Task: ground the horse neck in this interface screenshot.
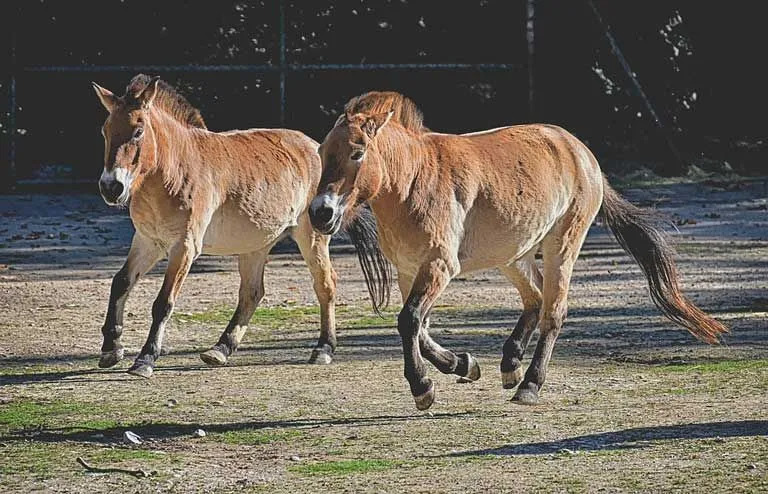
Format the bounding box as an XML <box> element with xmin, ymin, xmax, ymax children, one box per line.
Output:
<box><xmin>149</xmin><ymin>109</ymin><xmax>203</xmax><ymax>189</ymax></box>
<box><xmin>374</xmin><ymin>126</ymin><xmax>427</xmax><ymax>201</ymax></box>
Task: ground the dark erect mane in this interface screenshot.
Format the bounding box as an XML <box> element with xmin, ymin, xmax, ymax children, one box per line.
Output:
<box><xmin>124</xmin><ymin>74</ymin><xmax>207</xmax><ymax>129</ymax></box>
<box><xmin>344</xmin><ymin>91</ymin><xmax>425</xmax><ymax>133</ymax></box>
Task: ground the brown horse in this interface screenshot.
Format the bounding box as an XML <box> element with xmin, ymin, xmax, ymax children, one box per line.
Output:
<box><xmin>93</xmin><ymin>74</ymin><xmax>338</xmax><ymax>378</ymax></box>
<box><xmin>309</xmin><ymin>91</ymin><xmax>727</xmax><ymax>410</ymax></box>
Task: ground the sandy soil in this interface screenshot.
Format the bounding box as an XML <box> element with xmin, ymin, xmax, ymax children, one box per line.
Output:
<box><xmin>0</xmin><ymin>179</ymin><xmax>766</xmax><ymax>493</ymax></box>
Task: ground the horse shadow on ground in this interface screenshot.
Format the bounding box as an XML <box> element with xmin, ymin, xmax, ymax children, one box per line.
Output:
<box><xmin>0</xmin><ymin>411</ymin><xmax>475</xmax><ymax>445</ymax></box>
<box><xmin>448</xmin><ymin>420</ymin><xmax>768</xmax><ymax>456</ymax></box>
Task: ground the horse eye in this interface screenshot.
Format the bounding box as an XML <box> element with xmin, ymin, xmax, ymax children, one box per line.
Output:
<box><xmin>132</xmin><ymin>127</ymin><xmax>144</xmax><ymax>140</ymax></box>
<box><xmin>350</xmin><ymin>150</ymin><xmax>364</xmax><ymax>162</ymax></box>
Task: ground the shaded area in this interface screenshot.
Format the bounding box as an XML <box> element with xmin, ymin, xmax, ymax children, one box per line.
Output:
<box><xmin>0</xmin><ymin>411</ymin><xmax>475</xmax><ymax>445</ymax></box>
<box><xmin>450</xmin><ymin>420</ymin><xmax>768</xmax><ymax>456</ymax></box>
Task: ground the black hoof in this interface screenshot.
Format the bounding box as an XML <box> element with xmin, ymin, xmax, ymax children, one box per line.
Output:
<box><xmin>501</xmin><ymin>366</ymin><xmax>524</xmax><ymax>390</ymax></box>
<box><xmin>413</xmin><ymin>380</ymin><xmax>436</xmax><ymax>411</ymax></box>
<box><xmin>308</xmin><ymin>345</ymin><xmax>333</xmax><ymax>365</ymax></box>
<box><xmin>127</xmin><ymin>361</ymin><xmax>154</xmax><ymax>379</ymax></box>
<box><xmin>98</xmin><ymin>348</ymin><xmax>124</xmax><ymax>368</ymax></box>
<box><xmin>200</xmin><ymin>348</ymin><xmax>228</xmax><ymax>366</ymax></box>
<box><xmin>511</xmin><ymin>383</ymin><xmax>539</xmax><ymax>405</ymax></box>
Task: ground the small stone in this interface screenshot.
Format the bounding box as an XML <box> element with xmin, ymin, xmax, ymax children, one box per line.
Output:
<box><xmin>290</xmin><ymin>455</ymin><xmax>301</xmax><ymax>462</ymax></box>
<box><xmin>748</xmin><ymin>464</ymin><xmax>757</xmax><ymax>470</ymax></box>
<box><xmin>427</xmin><ymin>411</ymin><xmax>434</xmax><ymax>417</ymax></box>
<box><xmin>211</xmin><ymin>400</ymin><xmax>224</xmax><ymax>406</ymax></box>
<box><xmin>123</xmin><ymin>431</ymin><xmax>142</xmax><ymax>445</ymax></box>
<box><xmin>193</xmin><ymin>429</ymin><xmax>206</xmax><ymax>438</ymax></box>
<box><xmin>456</xmin><ymin>376</ymin><xmax>473</xmax><ymax>384</ymax></box>
<box><xmin>166</xmin><ymin>399</ymin><xmax>178</xmax><ymax>408</ymax></box>
<box><xmin>559</xmin><ymin>448</ymin><xmax>576</xmax><ymax>455</ymax></box>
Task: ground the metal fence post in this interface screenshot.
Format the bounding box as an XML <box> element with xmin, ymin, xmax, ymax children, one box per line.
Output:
<box><xmin>279</xmin><ymin>0</ymin><xmax>286</xmax><ymax>127</ymax></box>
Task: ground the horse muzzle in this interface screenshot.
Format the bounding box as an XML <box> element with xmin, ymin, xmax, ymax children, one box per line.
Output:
<box><xmin>309</xmin><ymin>193</ymin><xmax>344</xmax><ymax>235</ymax></box>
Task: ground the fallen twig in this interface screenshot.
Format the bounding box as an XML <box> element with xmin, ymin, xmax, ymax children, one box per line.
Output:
<box><xmin>76</xmin><ymin>456</ymin><xmax>155</xmax><ymax>478</ymax></box>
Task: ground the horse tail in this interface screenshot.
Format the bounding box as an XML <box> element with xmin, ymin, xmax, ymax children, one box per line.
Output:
<box><xmin>600</xmin><ymin>178</ymin><xmax>727</xmax><ymax>343</ymax></box>
<box><xmin>346</xmin><ymin>206</ymin><xmax>392</xmax><ymax>315</ymax></box>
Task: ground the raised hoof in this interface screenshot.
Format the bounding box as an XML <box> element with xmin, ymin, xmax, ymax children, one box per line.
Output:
<box><xmin>308</xmin><ymin>347</ymin><xmax>333</xmax><ymax>365</ymax></box>
<box><xmin>200</xmin><ymin>348</ymin><xmax>228</xmax><ymax>367</ymax></box>
<box><xmin>98</xmin><ymin>348</ymin><xmax>124</xmax><ymax>368</ymax></box>
<box><xmin>127</xmin><ymin>362</ymin><xmax>154</xmax><ymax>379</ymax></box>
<box><xmin>511</xmin><ymin>384</ymin><xmax>539</xmax><ymax>406</ymax></box>
<box><xmin>413</xmin><ymin>381</ymin><xmax>436</xmax><ymax>411</ymax></box>
<box><xmin>501</xmin><ymin>366</ymin><xmax>524</xmax><ymax>390</ymax></box>
<box><xmin>456</xmin><ymin>353</ymin><xmax>481</xmax><ymax>383</ymax></box>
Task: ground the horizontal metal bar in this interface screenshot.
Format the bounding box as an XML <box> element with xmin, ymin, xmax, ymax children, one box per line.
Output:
<box><xmin>21</xmin><ymin>62</ymin><xmax>523</xmax><ymax>73</ymax></box>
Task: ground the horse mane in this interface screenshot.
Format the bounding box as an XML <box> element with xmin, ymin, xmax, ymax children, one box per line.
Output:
<box><xmin>124</xmin><ymin>74</ymin><xmax>207</xmax><ymax>130</ymax></box>
<box><xmin>343</xmin><ymin>91</ymin><xmax>425</xmax><ymax>133</ymax></box>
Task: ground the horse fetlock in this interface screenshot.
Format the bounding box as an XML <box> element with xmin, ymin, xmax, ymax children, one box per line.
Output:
<box><xmin>98</xmin><ymin>347</ymin><xmax>125</xmax><ymax>368</ymax></box>
<box><xmin>501</xmin><ymin>366</ymin><xmax>525</xmax><ymax>390</ymax></box>
<box><xmin>413</xmin><ymin>379</ymin><xmax>436</xmax><ymax>411</ymax></box>
<box><xmin>200</xmin><ymin>348</ymin><xmax>228</xmax><ymax>367</ymax></box>
<box><xmin>511</xmin><ymin>382</ymin><xmax>540</xmax><ymax>405</ymax></box>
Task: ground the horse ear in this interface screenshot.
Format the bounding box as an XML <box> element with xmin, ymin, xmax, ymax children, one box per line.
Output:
<box><xmin>363</xmin><ymin>110</ymin><xmax>394</xmax><ymax>138</ymax></box>
<box><xmin>92</xmin><ymin>82</ymin><xmax>118</xmax><ymax>113</ymax></box>
<box><xmin>136</xmin><ymin>76</ymin><xmax>161</xmax><ymax>109</ymax></box>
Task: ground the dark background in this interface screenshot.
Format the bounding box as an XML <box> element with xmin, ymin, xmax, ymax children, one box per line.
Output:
<box><xmin>1</xmin><ymin>0</ymin><xmax>765</xmax><ymax>188</ymax></box>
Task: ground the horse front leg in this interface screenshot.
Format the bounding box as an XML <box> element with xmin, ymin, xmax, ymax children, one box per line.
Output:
<box><xmin>99</xmin><ymin>233</ymin><xmax>162</xmax><ymax>368</ymax></box>
<box><xmin>399</xmin><ymin>258</ymin><xmax>455</xmax><ymax>410</ymax></box>
<box><xmin>127</xmin><ymin>234</ymin><xmax>199</xmax><ymax>378</ymax></box>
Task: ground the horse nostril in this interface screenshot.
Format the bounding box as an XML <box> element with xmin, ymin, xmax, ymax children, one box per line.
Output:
<box><xmin>99</xmin><ymin>179</ymin><xmax>124</xmax><ymax>201</ymax></box>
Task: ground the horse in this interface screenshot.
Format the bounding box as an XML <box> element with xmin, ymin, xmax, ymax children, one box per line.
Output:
<box><xmin>308</xmin><ymin>91</ymin><xmax>728</xmax><ymax>410</ymax></box>
<box><xmin>92</xmin><ymin>74</ymin><xmax>339</xmax><ymax>378</ymax></box>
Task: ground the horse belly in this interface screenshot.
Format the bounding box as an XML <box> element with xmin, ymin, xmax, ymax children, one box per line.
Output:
<box><xmin>201</xmin><ymin>202</ymin><xmax>294</xmax><ymax>255</ymax></box>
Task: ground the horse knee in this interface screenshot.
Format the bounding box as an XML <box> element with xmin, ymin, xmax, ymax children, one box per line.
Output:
<box><xmin>397</xmin><ymin>304</ymin><xmax>420</xmax><ymax>338</ymax></box>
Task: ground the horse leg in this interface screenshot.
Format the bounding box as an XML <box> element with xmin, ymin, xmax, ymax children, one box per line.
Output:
<box><xmin>127</xmin><ymin>234</ymin><xmax>198</xmax><ymax>378</ymax></box>
<box><xmin>200</xmin><ymin>250</ymin><xmax>267</xmax><ymax>366</ymax></box>
<box><xmin>99</xmin><ymin>233</ymin><xmax>162</xmax><ymax>368</ymax></box>
<box><xmin>399</xmin><ymin>259</ymin><xmax>459</xmax><ymax>410</ymax></box>
<box><xmin>499</xmin><ymin>253</ymin><xmax>543</xmax><ymax>389</ymax></box>
<box><xmin>512</xmin><ymin>211</ymin><xmax>593</xmax><ymax>405</ymax></box>
<box><xmin>293</xmin><ymin>216</ymin><xmax>337</xmax><ymax>364</ymax></box>
<box><xmin>398</xmin><ymin>272</ymin><xmax>480</xmax><ymax>381</ymax></box>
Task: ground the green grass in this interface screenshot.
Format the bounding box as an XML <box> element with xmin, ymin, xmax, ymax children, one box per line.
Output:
<box><xmin>0</xmin><ymin>400</ymin><xmax>115</xmax><ymax>434</ymax></box>
<box><xmin>655</xmin><ymin>359</ymin><xmax>768</xmax><ymax>373</ymax></box>
<box><xmin>88</xmin><ymin>448</ymin><xmax>167</xmax><ymax>462</ymax></box>
<box><xmin>289</xmin><ymin>459</ymin><xmax>403</xmax><ymax>476</ymax></box>
<box><xmin>209</xmin><ymin>428</ymin><xmax>303</xmax><ymax>445</ymax></box>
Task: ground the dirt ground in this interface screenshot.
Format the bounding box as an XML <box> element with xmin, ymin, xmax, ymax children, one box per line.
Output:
<box><xmin>0</xmin><ymin>179</ymin><xmax>766</xmax><ymax>493</ymax></box>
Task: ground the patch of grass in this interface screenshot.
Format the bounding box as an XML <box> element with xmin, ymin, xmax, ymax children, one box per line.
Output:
<box><xmin>209</xmin><ymin>428</ymin><xmax>303</xmax><ymax>445</ymax></box>
<box><xmin>0</xmin><ymin>400</ymin><xmax>112</xmax><ymax>434</ymax></box>
<box><xmin>289</xmin><ymin>459</ymin><xmax>402</xmax><ymax>476</ymax></box>
<box><xmin>655</xmin><ymin>359</ymin><xmax>768</xmax><ymax>373</ymax></box>
<box><xmin>0</xmin><ymin>444</ymin><xmax>59</xmax><ymax>479</ymax></box>
<box><xmin>88</xmin><ymin>448</ymin><xmax>167</xmax><ymax>462</ymax></box>
<box><xmin>174</xmin><ymin>305</ymin><xmax>322</xmax><ymax>328</ymax></box>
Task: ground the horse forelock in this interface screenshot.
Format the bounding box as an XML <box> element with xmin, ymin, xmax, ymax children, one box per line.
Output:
<box><xmin>124</xmin><ymin>74</ymin><xmax>207</xmax><ymax>130</ymax></box>
<box><xmin>342</xmin><ymin>91</ymin><xmax>425</xmax><ymax>133</ymax></box>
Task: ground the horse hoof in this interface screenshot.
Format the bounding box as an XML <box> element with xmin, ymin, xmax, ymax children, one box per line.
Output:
<box><xmin>308</xmin><ymin>347</ymin><xmax>333</xmax><ymax>365</ymax></box>
<box><xmin>413</xmin><ymin>381</ymin><xmax>436</xmax><ymax>411</ymax></box>
<box><xmin>98</xmin><ymin>348</ymin><xmax>124</xmax><ymax>368</ymax></box>
<box><xmin>200</xmin><ymin>348</ymin><xmax>228</xmax><ymax>367</ymax></box>
<box><xmin>501</xmin><ymin>366</ymin><xmax>524</xmax><ymax>389</ymax></box>
<box><xmin>511</xmin><ymin>384</ymin><xmax>539</xmax><ymax>406</ymax></box>
<box><xmin>456</xmin><ymin>353</ymin><xmax>481</xmax><ymax>383</ymax></box>
<box><xmin>127</xmin><ymin>362</ymin><xmax>154</xmax><ymax>379</ymax></box>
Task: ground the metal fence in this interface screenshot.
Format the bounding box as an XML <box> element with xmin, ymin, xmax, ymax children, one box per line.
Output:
<box><xmin>2</xmin><ymin>0</ymin><xmax>534</xmax><ymax>189</ymax></box>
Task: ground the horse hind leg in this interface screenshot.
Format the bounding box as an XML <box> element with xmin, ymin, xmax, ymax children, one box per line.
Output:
<box><xmin>499</xmin><ymin>253</ymin><xmax>543</xmax><ymax>389</ymax></box>
<box><xmin>292</xmin><ymin>216</ymin><xmax>337</xmax><ymax>364</ymax></box>
<box><xmin>512</xmin><ymin>209</ymin><xmax>595</xmax><ymax>405</ymax></box>
<box><xmin>200</xmin><ymin>250</ymin><xmax>267</xmax><ymax>366</ymax></box>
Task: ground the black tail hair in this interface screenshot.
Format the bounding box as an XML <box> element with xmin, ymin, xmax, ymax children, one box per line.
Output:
<box><xmin>601</xmin><ymin>178</ymin><xmax>727</xmax><ymax>343</ymax></box>
<box><xmin>346</xmin><ymin>206</ymin><xmax>392</xmax><ymax>315</ymax></box>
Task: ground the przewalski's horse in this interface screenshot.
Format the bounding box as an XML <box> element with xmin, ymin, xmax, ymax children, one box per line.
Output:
<box><xmin>93</xmin><ymin>74</ymin><xmax>338</xmax><ymax>378</ymax></box>
<box><xmin>308</xmin><ymin>91</ymin><xmax>727</xmax><ymax>410</ymax></box>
